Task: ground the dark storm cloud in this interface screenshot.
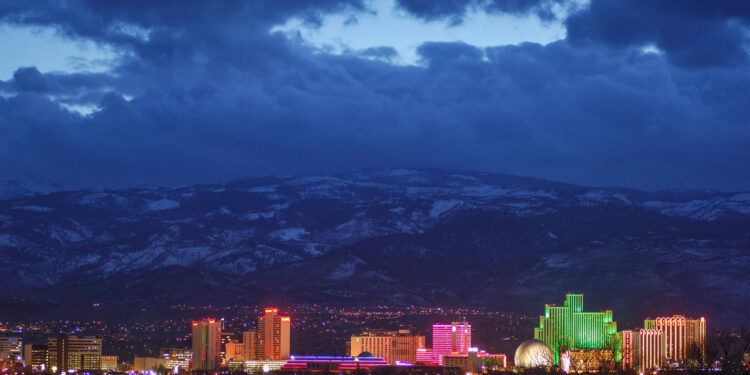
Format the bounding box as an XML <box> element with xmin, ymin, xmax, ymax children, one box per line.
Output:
<box><xmin>566</xmin><ymin>0</ymin><xmax>750</xmax><ymax>67</ymax></box>
<box><xmin>0</xmin><ymin>0</ymin><xmax>749</xmax><ymax>190</ymax></box>
<box><xmin>395</xmin><ymin>0</ymin><xmax>569</xmax><ymax>24</ymax></box>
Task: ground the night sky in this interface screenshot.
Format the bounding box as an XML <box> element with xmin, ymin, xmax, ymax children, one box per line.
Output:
<box><xmin>1</xmin><ymin>0</ymin><xmax>749</xmax><ymax>190</ymax></box>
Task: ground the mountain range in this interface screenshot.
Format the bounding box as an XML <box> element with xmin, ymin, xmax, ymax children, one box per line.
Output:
<box><xmin>1</xmin><ymin>168</ymin><xmax>748</xmax><ymax>326</ymax></box>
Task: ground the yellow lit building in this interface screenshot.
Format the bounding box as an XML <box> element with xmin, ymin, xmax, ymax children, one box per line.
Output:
<box><xmin>257</xmin><ymin>308</ymin><xmax>290</xmax><ymax>360</ymax></box>
<box><xmin>225</xmin><ymin>341</ymin><xmax>244</xmax><ymax>361</ymax></box>
<box><xmin>350</xmin><ymin>329</ymin><xmax>425</xmax><ymax>364</ymax></box>
<box><xmin>159</xmin><ymin>348</ymin><xmax>192</xmax><ymax>370</ymax></box>
<box><xmin>644</xmin><ymin>315</ymin><xmax>705</xmax><ymax>363</ymax></box>
<box><xmin>101</xmin><ymin>355</ymin><xmax>118</xmax><ymax>371</ymax></box>
<box><xmin>47</xmin><ymin>335</ymin><xmax>102</xmax><ymax>371</ymax></box>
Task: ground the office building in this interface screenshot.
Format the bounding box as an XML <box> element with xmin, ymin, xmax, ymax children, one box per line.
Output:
<box><xmin>23</xmin><ymin>344</ymin><xmax>47</xmax><ymax>369</ymax></box>
<box><xmin>47</xmin><ymin>335</ymin><xmax>102</xmax><ymax>371</ymax></box>
<box><xmin>638</xmin><ymin>329</ymin><xmax>664</xmax><ymax>371</ymax></box>
<box><xmin>0</xmin><ymin>337</ymin><xmax>22</xmax><ymax>361</ymax></box>
<box><xmin>159</xmin><ymin>348</ymin><xmax>192</xmax><ymax>370</ymax></box>
<box><xmin>236</xmin><ymin>360</ymin><xmax>287</xmax><ymax>373</ymax></box>
<box><xmin>242</xmin><ymin>330</ymin><xmax>258</xmax><ymax>360</ymax></box>
<box><xmin>644</xmin><ymin>315</ymin><xmax>706</xmax><ymax>363</ymax></box>
<box><xmin>443</xmin><ymin>351</ymin><xmax>481</xmax><ymax>373</ymax></box>
<box><xmin>220</xmin><ymin>331</ymin><xmax>235</xmax><ymax>360</ymax></box>
<box><xmin>621</xmin><ymin>330</ymin><xmax>639</xmax><ymax>370</ymax></box>
<box><xmin>134</xmin><ymin>357</ymin><xmax>168</xmax><ymax>372</ymax></box>
<box><xmin>225</xmin><ymin>341</ymin><xmax>244</xmax><ymax>361</ymax></box>
<box><xmin>257</xmin><ymin>308</ymin><xmax>291</xmax><ymax>360</ymax></box>
<box><xmin>101</xmin><ymin>356</ymin><xmax>118</xmax><ymax>371</ymax></box>
<box><xmin>443</xmin><ymin>349</ymin><xmax>506</xmax><ymax>373</ymax></box>
<box><xmin>350</xmin><ymin>329</ymin><xmax>425</xmax><ymax>364</ymax></box>
<box><xmin>534</xmin><ymin>294</ymin><xmax>618</xmax><ymax>364</ymax></box>
<box><xmin>192</xmin><ymin>319</ymin><xmax>221</xmax><ymax>371</ymax></box>
<box><xmin>415</xmin><ymin>348</ymin><xmax>434</xmax><ymax>364</ymax></box>
<box><xmin>432</xmin><ymin>321</ymin><xmax>471</xmax><ymax>364</ymax></box>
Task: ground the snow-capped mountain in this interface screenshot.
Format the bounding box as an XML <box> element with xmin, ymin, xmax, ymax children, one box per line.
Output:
<box><xmin>0</xmin><ymin>168</ymin><xmax>748</xmax><ymax>325</ymax></box>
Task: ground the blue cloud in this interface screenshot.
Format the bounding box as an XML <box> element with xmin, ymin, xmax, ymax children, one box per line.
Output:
<box><xmin>0</xmin><ymin>0</ymin><xmax>748</xmax><ymax>191</ymax></box>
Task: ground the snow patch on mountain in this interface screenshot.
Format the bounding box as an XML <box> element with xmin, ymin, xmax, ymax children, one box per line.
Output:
<box><xmin>429</xmin><ymin>200</ymin><xmax>461</xmax><ymax>217</ymax></box>
<box><xmin>0</xmin><ymin>233</ymin><xmax>16</xmax><ymax>247</ymax></box>
<box><xmin>460</xmin><ymin>185</ymin><xmax>510</xmax><ymax>197</ymax></box>
<box><xmin>246</xmin><ymin>211</ymin><xmax>274</xmax><ymax>220</ymax></box>
<box><xmin>270</xmin><ymin>227</ymin><xmax>309</xmax><ymax>241</ymax></box>
<box><xmin>328</xmin><ymin>258</ymin><xmax>365</xmax><ymax>280</ymax></box>
<box><xmin>644</xmin><ymin>197</ymin><xmax>750</xmax><ymax>220</ymax></box>
<box><xmin>730</xmin><ymin>193</ymin><xmax>750</xmax><ymax>201</ymax></box>
<box><xmin>146</xmin><ymin>199</ymin><xmax>180</xmax><ymax>211</ymax></box>
<box><xmin>577</xmin><ymin>190</ymin><xmax>631</xmax><ymax>205</ymax></box>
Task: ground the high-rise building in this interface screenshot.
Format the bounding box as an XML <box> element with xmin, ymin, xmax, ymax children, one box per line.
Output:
<box><xmin>23</xmin><ymin>344</ymin><xmax>47</xmax><ymax>369</ymax></box>
<box><xmin>220</xmin><ymin>331</ymin><xmax>235</xmax><ymax>361</ymax></box>
<box><xmin>257</xmin><ymin>308</ymin><xmax>290</xmax><ymax>360</ymax></box>
<box><xmin>47</xmin><ymin>335</ymin><xmax>102</xmax><ymax>371</ymax></box>
<box><xmin>432</xmin><ymin>321</ymin><xmax>471</xmax><ymax>365</ymax></box>
<box><xmin>415</xmin><ymin>348</ymin><xmax>434</xmax><ymax>364</ymax></box>
<box><xmin>225</xmin><ymin>341</ymin><xmax>244</xmax><ymax>361</ymax></box>
<box><xmin>192</xmin><ymin>319</ymin><xmax>222</xmax><ymax>371</ymax></box>
<box><xmin>621</xmin><ymin>330</ymin><xmax>639</xmax><ymax>370</ymax></box>
<box><xmin>0</xmin><ymin>337</ymin><xmax>22</xmax><ymax>361</ymax></box>
<box><xmin>159</xmin><ymin>348</ymin><xmax>192</xmax><ymax>370</ymax></box>
<box><xmin>534</xmin><ymin>294</ymin><xmax>619</xmax><ymax>364</ymax></box>
<box><xmin>644</xmin><ymin>315</ymin><xmax>705</xmax><ymax>363</ymax></box>
<box><xmin>638</xmin><ymin>329</ymin><xmax>664</xmax><ymax>371</ymax></box>
<box><xmin>350</xmin><ymin>329</ymin><xmax>426</xmax><ymax>364</ymax></box>
<box><xmin>101</xmin><ymin>355</ymin><xmax>118</xmax><ymax>371</ymax></box>
<box><xmin>242</xmin><ymin>330</ymin><xmax>258</xmax><ymax>360</ymax></box>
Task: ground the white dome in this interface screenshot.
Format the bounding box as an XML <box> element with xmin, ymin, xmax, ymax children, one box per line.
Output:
<box><xmin>514</xmin><ymin>339</ymin><xmax>554</xmax><ymax>368</ymax></box>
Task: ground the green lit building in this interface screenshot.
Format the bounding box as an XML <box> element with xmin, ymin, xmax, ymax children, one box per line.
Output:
<box><xmin>533</xmin><ymin>294</ymin><xmax>619</xmax><ymax>364</ymax></box>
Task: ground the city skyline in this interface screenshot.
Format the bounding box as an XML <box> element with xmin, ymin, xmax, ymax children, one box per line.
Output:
<box><xmin>1</xmin><ymin>297</ymin><xmax>734</xmax><ymax>374</ymax></box>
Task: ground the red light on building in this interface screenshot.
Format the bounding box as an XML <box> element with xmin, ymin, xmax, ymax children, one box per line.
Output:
<box><xmin>192</xmin><ymin>322</ymin><xmax>198</xmax><ymax>326</ymax></box>
<box><xmin>208</xmin><ymin>319</ymin><xmax>215</xmax><ymax>324</ymax></box>
<box><xmin>281</xmin><ymin>317</ymin><xmax>290</xmax><ymax>322</ymax></box>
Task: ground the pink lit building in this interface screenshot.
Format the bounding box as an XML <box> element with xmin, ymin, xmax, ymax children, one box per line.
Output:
<box><xmin>431</xmin><ymin>321</ymin><xmax>471</xmax><ymax>365</ymax></box>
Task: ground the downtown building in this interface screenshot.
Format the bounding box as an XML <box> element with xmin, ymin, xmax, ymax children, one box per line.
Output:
<box><xmin>350</xmin><ymin>329</ymin><xmax>426</xmax><ymax>364</ymax></box>
<box><xmin>238</xmin><ymin>308</ymin><xmax>291</xmax><ymax>361</ymax></box>
<box><xmin>159</xmin><ymin>348</ymin><xmax>192</xmax><ymax>370</ymax></box>
<box><xmin>638</xmin><ymin>329</ymin><xmax>665</xmax><ymax>371</ymax></box>
<box><xmin>24</xmin><ymin>344</ymin><xmax>48</xmax><ymax>369</ymax></box>
<box><xmin>256</xmin><ymin>308</ymin><xmax>291</xmax><ymax>360</ymax></box>
<box><xmin>415</xmin><ymin>321</ymin><xmax>471</xmax><ymax>365</ymax></box>
<box><xmin>620</xmin><ymin>329</ymin><xmax>669</xmax><ymax>371</ymax></box>
<box><xmin>192</xmin><ymin>319</ymin><xmax>222</xmax><ymax>371</ymax></box>
<box><xmin>242</xmin><ymin>330</ymin><xmax>258</xmax><ymax>360</ymax></box>
<box><xmin>644</xmin><ymin>315</ymin><xmax>706</xmax><ymax>364</ymax></box>
<box><xmin>46</xmin><ymin>335</ymin><xmax>102</xmax><ymax>371</ymax></box>
<box><xmin>101</xmin><ymin>355</ymin><xmax>118</xmax><ymax>371</ymax></box>
<box><xmin>0</xmin><ymin>337</ymin><xmax>22</xmax><ymax>361</ymax></box>
<box><xmin>534</xmin><ymin>294</ymin><xmax>619</xmax><ymax>364</ymax></box>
